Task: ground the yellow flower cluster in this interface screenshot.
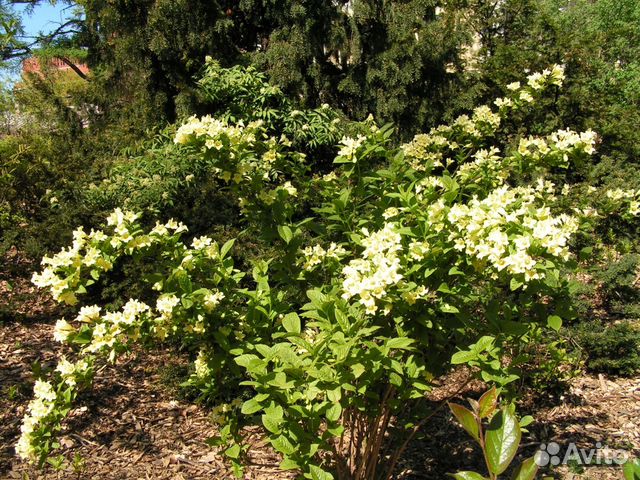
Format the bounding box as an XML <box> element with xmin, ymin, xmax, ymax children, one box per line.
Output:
<box><xmin>448</xmin><ymin>185</ymin><xmax>579</xmax><ymax>282</ymax></box>
<box><xmin>31</xmin><ymin>209</ymin><xmax>187</xmax><ymax>305</ymax></box>
<box><xmin>337</xmin><ymin>135</ymin><xmax>367</xmax><ymax>161</ymax></box>
<box><xmin>210</xmin><ymin>398</ymin><xmax>243</xmax><ymax>425</ymax></box>
<box><xmin>15</xmin><ymin>380</ymin><xmax>58</xmax><ymax>460</ymax></box>
<box><xmin>53</xmin><ymin>299</ymin><xmax>152</xmax><ymax>361</ymax></box>
<box><xmin>341</xmin><ymin>223</ymin><xmax>403</xmax><ymax>314</ymax></box>
<box><xmin>174</xmin><ymin>115</ymin><xmax>258</xmax><ymax>148</ymax></box>
<box><xmin>257</xmin><ymin>181</ymin><xmax>298</xmax><ymax>205</ymax></box>
<box><xmin>415</xmin><ymin>176</ymin><xmax>446</xmax><ymax>200</ymax></box>
<box><xmin>400</xmin><ymin>133</ymin><xmax>448</xmax><ymax>170</ymax></box>
<box><xmin>456</xmin><ymin>147</ymin><xmax>506</xmax><ymax>186</ymax></box>
<box><xmin>83</xmin><ymin>299</ymin><xmax>152</xmax><ymax>357</ymax></box>
<box><xmin>55</xmin><ymin>357</ymin><xmax>90</xmax><ymax>388</ymax></box>
<box><xmin>174</xmin><ymin>115</ymin><xmax>295</xmax><ymax>186</ymax></box>
<box><xmin>204</xmin><ymin>291</ymin><xmax>225</xmax><ymax>312</ymax></box>
<box><xmin>193</xmin><ymin>349</ymin><xmax>211</xmax><ymax>379</ymax></box>
<box><xmin>494</xmin><ymin>65</ymin><xmax>565</xmax><ymax>109</ymax></box>
<box><xmin>606</xmin><ymin>188</ymin><xmax>640</xmax><ymax>216</ymax></box>
<box><xmin>302</xmin><ymin>242</ymin><xmax>348</xmax><ymax>271</ymax></box>
<box><xmin>403</xmin><ymin>65</ymin><xmax>567</xmax><ymax>172</ymax></box>
<box><xmin>549</xmin><ymin>129</ymin><xmax>597</xmax><ymax>155</ymax></box>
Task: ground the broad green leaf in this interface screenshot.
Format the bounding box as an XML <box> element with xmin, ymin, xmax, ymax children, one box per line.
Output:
<box><xmin>451</xmin><ymin>350</ymin><xmax>477</xmax><ymax>364</ymax></box>
<box><xmin>386</xmin><ymin>337</ymin><xmax>415</xmax><ymax>350</ymax></box>
<box><xmin>623</xmin><ymin>459</ymin><xmax>640</xmax><ymax>480</ymax></box>
<box><xmin>327</xmin><ymin>387</ymin><xmax>341</xmax><ymax>403</ymax></box>
<box><xmin>440</xmin><ymin>303</ymin><xmax>459</xmax><ymax>313</ymax></box>
<box><xmin>241</xmin><ymin>398</ymin><xmax>263</xmax><ymax>415</ymax></box>
<box><xmin>390</xmin><ymin>372</ymin><xmax>404</xmax><ymax>386</ymax></box>
<box><xmin>309</xmin><ymin>465</ymin><xmax>334</xmax><ymax>480</ymax></box>
<box><xmin>220</xmin><ymin>238</ymin><xmax>235</xmax><ymax>258</ymax></box>
<box><xmin>334</xmin><ymin>308</ymin><xmax>350</xmax><ymax>332</ymax></box>
<box><xmin>280</xmin><ymin>458</ymin><xmax>300</xmax><ymax>470</ymax></box>
<box><xmin>224</xmin><ymin>444</ymin><xmax>241</xmax><ymax>459</ymax></box>
<box><xmin>510</xmin><ymin>278</ymin><xmax>523</xmax><ymax>291</ymax></box>
<box><xmin>474</xmin><ymin>336</ymin><xmax>495</xmax><ymax>352</ymax></box>
<box><xmin>277</xmin><ymin>225</ymin><xmax>293</xmax><ymax>244</ymax></box>
<box><xmin>449</xmin><ymin>472</ymin><xmax>488</xmax><ymax>480</ymax></box>
<box><xmin>271</xmin><ymin>435</ymin><xmax>296</xmax><ymax>455</ymax></box>
<box><xmin>351</xmin><ymin>363</ymin><xmax>365</xmax><ymax>379</ymax></box>
<box><xmin>485</xmin><ymin>407</ymin><xmax>522</xmax><ymax>475</ymax></box>
<box><xmin>511</xmin><ymin>456</ymin><xmax>538</xmax><ymax>480</ymax></box>
<box><xmin>448</xmin><ymin>403</ymin><xmax>480</xmax><ymax>442</ymax></box>
<box><xmin>448</xmin><ymin>266</ymin><xmax>464</xmax><ymax>276</ymax></box>
<box><xmin>519</xmin><ymin>416</ymin><xmax>534</xmax><ymax>428</ymax></box>
<box><xmin>325</xmin><ymin>403</ymin><xmax>342</xmax><ymax>422</ymax></box>
<box><xmin>261</xmin><ymin>414</ymin><xmax>282</xmax><ymax>434</ymax></box>
<box><xmin>282</xmin><ymin>312</ymin><xmax>301</xmax><ymax>334</ymax></box>
<box><xmin>547</xmin><ymin>315</ymin><xmax>562</xmax><ymax>331</ymax></box>
<box><xmin>478</xmin><ymin>387</ymin><xmax>498</xmax><ymax>418</ymax></box>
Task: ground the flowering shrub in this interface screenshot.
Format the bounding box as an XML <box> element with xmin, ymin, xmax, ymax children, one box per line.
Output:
<box><xmin>197</xmin><ymin>58</ymin><xmax>344</xmax><ymax>151</ymax></box>
<box><xmin>85</xmin><ymin>61</ymin><xmax>346</xmax><ymax>222</ymax></box>
<box><xmin>18</xmin><ymin>65</ymin><xmax>637</xmax><ymax>478</ymax></box>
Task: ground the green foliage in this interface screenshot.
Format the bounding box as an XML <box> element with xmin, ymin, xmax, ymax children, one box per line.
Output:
<box><xmin>448</xmin><ymin>388</ymin><xmax>537</xmax><ymax>480</ymax></box>
<box><xmin>85</xmin><ymin>62</ymin><xmax>348</xmax><ymax>232</ymax></box>
<box><xmin>592</xmin><ymin>253</ymin><xmax>640</xmax><ymax>317</ymax></box>
<box><xmin>3</xmin><ymin>1</ymin><xmax>640</xmax><ymax>476</ymax></box>
<box><xmin>454</xmin><ymin>0</ymin><xmax>640</xmax><ymax>186</ymax></box>
<box><xmin>18</xmin><ymin>66</ymin><xmax>624</xmax><ymax>480</ymax></box>
<box><xmin>197</xmin><ymin>59</ymin><xmax>344</xmax><ymax>153</ymax></box>
<box><xmin>252</xmin><ymin>0</ymin><xmax>466</xmax><ymax>135</ymax></box>
<box><xmin>571</xmin><ymin>320</ymin><xmax>640</xmax><ymax>376</ymax></box>
<box><xmin>624</xmin><ymin>459</ymin><xmax>640</xmax><ymax>480</ymax></box>
<box><xmin>0</xmin><ymin>67</ymin><xmax>149</xmax><ymax>264</ymax></box>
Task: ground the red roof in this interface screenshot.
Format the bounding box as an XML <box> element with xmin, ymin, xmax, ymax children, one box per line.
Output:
<box><xmin>22</xmin><ymin>57</ymin><xmax>89</xmax><ymax>76</ymax></box>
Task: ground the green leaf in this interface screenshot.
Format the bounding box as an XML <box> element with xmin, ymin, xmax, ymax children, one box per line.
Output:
<box><xmin>261</xmin><ymin>414</ymin><xmax>282</xmax><ymax>434</ymax></box>
<box><xmin>271</xmin><ymin>435</ymin><xmax>296</xmax><ymax>455</ymax></box>
<box><xmin>449</xmin><ymin>472</ymin><xmax>488</xmax><ymax>480</ymax></box>
<box><xmin>389</xmin><ymin>372</ymin><xmax>403</xmax><ymax>387</ymax></box>
<box><xmin>451</xmin><ymin>350</ymin><xmax>477</xmax><ymax>364</ymax></box>
<box><xmin>440</xmin><ymin>303</ymin><xmax>460</xmax><ymax>313</ymax></box>
<box><xmin>448</xmin><ymin>403</ymin><xmax>480</xmax><ymax>442</ymax></box>
<box><xmin>519</xmin><ymin>416</ymin><xmax>534</xmax><ymax>428</ymax></box>
<box><xmin>309</xmin><ymin>465</ymin><xmax>334</xmax><ymax>480</ymax></box>
<box><xmin>282</xmin><ymin>312</ymin><xmax>301</xmax><ymax>334</ymax></box>
<box><xmin>351</xmin><ymin>363</ymin><xmax>365</xmax><ymax>379</ymax></box>
<box><xmin>474</xmin><ymin>336</ymin><xmax>495</xmax><ymax>352</ymax></box>
<box><xmin>547</xmin><ymin>315</ymin><xmax>562</xmax><ymax>331</ymax></box>
<box><xmin>280</xmin><ymin>458</ymin><xmax>300</xmax><ymax>470</ymax></box>
<box><xmin>623</xmin><ymin>459</ymin><xmax>640</xmax><ymax>480</ymax></box>
<box><xmin>220</xmin><ymin>238</ymin><xmax>235</xmax><ymax>258</ymax></box>
<box><xmin>326</xmin><ymin>403</ymin><xmax>342</xmax><ymax>422</ymax></box>
<box><xmin>241</xmin><ymin>399</ymin><xmax>263</xmax><ymax>415</ymax></box>
<box><xmin>511</xmin><ymin>456</ymin><xmax>538</xmax><ymax>480</ymax></box>
<box><xmin>334</xmin><ymin>308</ymin><xmax>350</xmax><ymax>332</ymax></box>
<box><xmin>235</xmin><ymin>354</ymin><xmax>259</xmax><ymax>368</ymax></box>
<box><xmin>181</xmin><ymin>296</ymin><xmax>194</xmax><ymax>309</ymax></box>
<box><xmin>448</xmin><ymin>266</ymin><xmax>464</xmax><ymax>276</ymax></box>
<box><xmin>327</xmin><ymin>387</ymin><xmax>341</xmax><ymax>403</ymax></box>
<box><xmin>386</xmin><ymin>337</ymin><xmax>415</xmax><ymax>350</ymax></box>
<box><xmin>224</xmin><ymin>444</ymin><xmax>241</xmax><ymax>459</ymax></box>
<box><xmin>277</xmin><ymin>225</ymin><xmax>294</xmax><ymax>244</ymax></box>
<box><xmin>478</xmin><ymin>387</ymin><xmax>498</xmax><ymax>419</ymax></box>
<box><xmin>485</xmin><ymin>407</ymin><xmax>522</xmax><ymax>475</ymax></box>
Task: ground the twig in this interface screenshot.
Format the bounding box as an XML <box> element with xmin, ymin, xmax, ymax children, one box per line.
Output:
<box><xmin>69</xmin><ymin>433</ymin><xmax>98</xmax><ymax>446</ymax></box>
<box><xmin>383</xmin><ymin>373</ymin><xmax>473</xmax><ymax>480</ymax></box>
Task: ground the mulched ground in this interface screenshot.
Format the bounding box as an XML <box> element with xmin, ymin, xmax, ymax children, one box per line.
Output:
<box><xmin>1</xmin><ymin>260</ymin><xmax>639</xmax><ymax>479</ymax></box>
